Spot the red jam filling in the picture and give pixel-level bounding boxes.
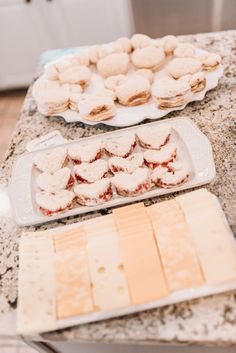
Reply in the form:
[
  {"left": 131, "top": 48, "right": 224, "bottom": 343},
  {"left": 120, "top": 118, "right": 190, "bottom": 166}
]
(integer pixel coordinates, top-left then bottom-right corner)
[
  {"left": 123, "top": 141, "right": 136, "bottom": 158},
  {"left": 80, "top": 185, "right": 113, "bottom": 204},
  {"left": 72, "top": 150, "right": 103, "bottom": 165},
  {"left": 40, "top": 206, "right": 67, "bottom": 216},
  {"left": 67, "top": 175, "right": 75, "bottom": 189},
  {"left": 144, "top": 158, "right": 175, "bottom": 169},
  {"left": 75, "top": 172, "right": 108, "bottom": 183}
]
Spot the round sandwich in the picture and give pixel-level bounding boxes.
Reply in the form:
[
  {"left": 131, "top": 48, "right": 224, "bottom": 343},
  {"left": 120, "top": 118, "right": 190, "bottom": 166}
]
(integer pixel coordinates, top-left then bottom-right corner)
[
  {"left": 167, "top": 58, "right": 202, "bottom": 79},
  {"left": 152, "top": 77, "right": 192, "bottom": 109},
  {"left": 131, "top": 33, "right": 152, "bottom": 49},
  {"left": 33, "top": 147, "right": 68, "bottom": 174},
  {"left": 112, "top": 37, "right": 132, "bottom": 54},
  {"left": 103, "top": 133, "right": 136, "bottom": 158},
  {"left": 68, "top": 142, "right": 102, "bottom": 164},
  {"left": 112, "top": 167, "right": 151, "bottom": 197},
  {"left": 34, "top": 78, "right": 70, "bottom": 115},
  {"left": 36, "top": 167, "right": 75, "bottom": 193},
  {"left": 202, "top": 53, "right": 221, "bottom": 71},
  {"left": 162, "top": 35, "right": 178, "bottom": 56},
  {"left": 36, "top": 189, "right": 75, "bottom": 216},
  {"left": 97, "top": 53, "right": 130, "bottom": 78},
  {"left": 58, "top": 65, "right": 91, "bottom": 87},
  {"left": 115, "top": 76, "right": 151, "bottom": 106},
  {"left": 70, "top": 52, "right": 90, "bottom": 66},
  {"left": 143, "top": 143, "right": 177, "bottom": 169},
  {"left": 109, "top": 153, "right": 144, "bottom": 174},
  {"left": 88, "top": 45, "right": 108, "bottom": 64},
  {"left": 74, "top": 178, "right": 112, "bottom": 206},
  {"left": 134, "top": 69, "right": 154, "bottom": 84},
  {"left": 180, "top": 72, "right": 206, "bottom": 93},
  {"left": 78, "top": 95, "right": 116, "bottom": 121},
  {"left": 104, "top": 74, "right": 127, "bottom": 92},
  {"left": 174, "top": 43, "right": 196, "bottom": 58},
  {"left": 131, "top": 46, "right": 165, "bottom": 71},
  {"left": 74, "top": 159, "right": 108, "bottom": 183},
  {"left": 136, "top": 123, "right": 171, "bottom": 149}
]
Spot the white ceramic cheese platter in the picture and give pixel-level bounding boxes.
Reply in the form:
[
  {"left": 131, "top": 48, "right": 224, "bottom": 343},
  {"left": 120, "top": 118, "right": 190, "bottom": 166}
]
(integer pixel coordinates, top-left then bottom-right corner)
[
  {"left": 9, "top": 117, "right": 215, "bottom": 226},
  {"left": 20, "top": 193, "right": 236, "bottom": 334},
  {"left": 32, "top": 45, "right": 223, "bottom": 127}
]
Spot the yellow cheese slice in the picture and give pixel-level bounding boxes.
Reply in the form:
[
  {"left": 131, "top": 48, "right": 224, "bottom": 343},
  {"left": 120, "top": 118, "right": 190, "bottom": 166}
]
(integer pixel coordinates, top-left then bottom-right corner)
[
  {"left": 113, "top": 203, "right": 169, "bottom": 305},
  {"left": 176, "top": 189, "right": 236, "bottom": 285},
  {"left": 84, "top": 215, "right": 131, "bottom": 311},
  {"left": 54, "top": 226, "right": 94, "bottom": 319},
  {"left": 147, "top": 199, "right": 204, "bottom": 291},
  {"left": 17, "top": 237, "right": 56, "bottom": 334}
]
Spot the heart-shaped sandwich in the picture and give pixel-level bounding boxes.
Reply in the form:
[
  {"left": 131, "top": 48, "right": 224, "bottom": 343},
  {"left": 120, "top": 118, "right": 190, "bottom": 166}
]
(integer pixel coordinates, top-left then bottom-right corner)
[
  {"left": 33, "top": 147, "right": 68, "bottom": 174},
  {"left": 109, "top": 153, "right": 144, "bottom": 174},
  {"left": 103, "top": 133, "right": 136, "bottom": 158},
  {"left": 74, "top": 178, "right": 112, "bottom": 206},
  {"left": 36, "top": 190, "right": 75, "bottom": 216},
  {"left": 36, "top": 167, "right": 75, "bottom": 192},
  {"left": 74, "top": 159, "right": 108, "bottom": 183},
  {"left": 143, "top": 143, "right": 177, "bottom": 169},
  {"left": 136, "top": 123, "right": 171, "bottom": 150},
  {"left": 112, "top": 167, "right": 151, "bottom": 197},
  {"left": 68, "top": 141, "right": 102, "bottom": 164},
  {"left": 151, "top": 162, "right": 189, "bottom": 188}
]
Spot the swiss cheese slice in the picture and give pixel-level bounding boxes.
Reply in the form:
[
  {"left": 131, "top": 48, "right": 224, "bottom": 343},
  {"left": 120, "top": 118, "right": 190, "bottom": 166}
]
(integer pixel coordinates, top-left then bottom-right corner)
[
  {"left": 147, "top": 200, "right": 204, "bottom": 291},
  {"left": 176, "top": 189, "right": 236, "bottom": 285},
  {"left": 113, "top": 203, "right": 169, "bottom": 304},
  {"left": 54, "top": 226, "right": 94, "bottom": 319},
  {"left": 84, "top": 215, "right": 131, "bottom": 311},
  {"left": 17, "top": 237, "right": 56, "bottom": 335}
]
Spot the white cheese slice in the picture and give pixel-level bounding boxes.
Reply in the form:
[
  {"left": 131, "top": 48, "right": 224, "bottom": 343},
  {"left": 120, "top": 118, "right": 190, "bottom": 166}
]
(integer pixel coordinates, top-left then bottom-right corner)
[
  {"left": 54, "top": 226, "right": 94, "bottom": 318},
  {"left": 17, "top": 237, "right": 56, "bottom": 335},
  {"left": 84, "top": 215, "right": 131, "bottom": 311},
  {"left": 147, "top": 199, "right": 204, "bottom": 291},
  {"left": 176, "top": 189, "right": 236, "bottom": 285}
]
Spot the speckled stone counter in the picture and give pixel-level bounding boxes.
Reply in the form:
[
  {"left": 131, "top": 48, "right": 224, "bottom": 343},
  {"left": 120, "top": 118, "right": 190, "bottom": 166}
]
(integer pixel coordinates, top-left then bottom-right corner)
[{"left": 0, "top": 31, "right": 236, "bottom": 346}]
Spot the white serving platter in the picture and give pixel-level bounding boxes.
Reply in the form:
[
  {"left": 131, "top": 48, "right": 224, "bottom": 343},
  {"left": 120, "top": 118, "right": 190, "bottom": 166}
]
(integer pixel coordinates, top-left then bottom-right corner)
[
  {"left": 9, "top": 117, "right": 215, "bottom": 226},
  {"left": 22, "top": 193, "right": 236, "bottom": 333},
  {"left": 32, "top": 45, "right": 223, "bottom": 127}
]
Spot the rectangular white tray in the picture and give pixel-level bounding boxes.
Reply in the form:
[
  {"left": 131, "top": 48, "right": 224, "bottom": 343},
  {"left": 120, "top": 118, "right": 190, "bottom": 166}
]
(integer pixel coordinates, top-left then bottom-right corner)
[
  {"left": 23, "top": 194, "right": 236, "bottom": 333},
  {"left": 9, "top": 117, "right": 215, "bottom": 226}
]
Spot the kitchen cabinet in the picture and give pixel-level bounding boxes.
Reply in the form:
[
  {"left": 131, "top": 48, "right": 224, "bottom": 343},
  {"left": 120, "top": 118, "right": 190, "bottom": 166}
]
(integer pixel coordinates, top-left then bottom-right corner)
[
  {"left": 0, "top": 0, "right": 55, "bottom": 89},
  {"left": 0, "top": 0, "right": 134, "bottom": 90}
]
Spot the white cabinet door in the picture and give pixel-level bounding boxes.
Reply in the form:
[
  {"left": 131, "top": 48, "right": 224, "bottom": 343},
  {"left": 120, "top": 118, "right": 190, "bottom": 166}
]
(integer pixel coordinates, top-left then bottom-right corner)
[
  {"left": 0, "top": 0, "right": 55, "bottom": 89},
  {"left": 41, "top": 0, "right": 134, "bottom": 47},
  {"left": 0, "top": 0, "right": 134, "bottom": 89}
]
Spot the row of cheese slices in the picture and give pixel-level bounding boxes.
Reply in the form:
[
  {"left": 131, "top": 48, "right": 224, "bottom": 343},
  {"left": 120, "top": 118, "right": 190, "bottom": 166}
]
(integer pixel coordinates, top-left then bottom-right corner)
[{"left": 17, "top": 188, "right": 236, "bottom": 335}]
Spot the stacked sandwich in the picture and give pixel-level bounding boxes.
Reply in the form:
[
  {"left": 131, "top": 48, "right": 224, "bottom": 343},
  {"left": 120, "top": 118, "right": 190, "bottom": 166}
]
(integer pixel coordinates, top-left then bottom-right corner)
[{"left": 33, "top": 33, "right": 221, "bottom": 121}]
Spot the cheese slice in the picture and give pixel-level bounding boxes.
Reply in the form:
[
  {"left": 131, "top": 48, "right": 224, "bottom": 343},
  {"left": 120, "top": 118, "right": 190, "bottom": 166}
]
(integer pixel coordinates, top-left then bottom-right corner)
[
  {"left": 54, "top": 227, "right": 87, "bottom": 252},
  {"left": 17, "top": 237, "right": 56, "bottom": 334},
  {"left": 147, "top": 200, "right": 204, "bottom": 291},
  {"left": 84, "top": 215, "right": 131, "bottom": 311},
  {"left": 113, "top": 203, "right": 169, "bottom": 304},
  {"left": 54, "top": 226, "right": 94, "bottom": 319},
  {"left": 176, "top": 189, "right": 236, "bottom": 285}
]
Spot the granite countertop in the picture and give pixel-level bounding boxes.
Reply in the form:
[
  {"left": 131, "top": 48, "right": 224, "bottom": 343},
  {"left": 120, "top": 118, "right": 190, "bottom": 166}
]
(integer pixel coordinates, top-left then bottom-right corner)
[{"left": 0, "top": 30, "right": 236, "bottom": 346}]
